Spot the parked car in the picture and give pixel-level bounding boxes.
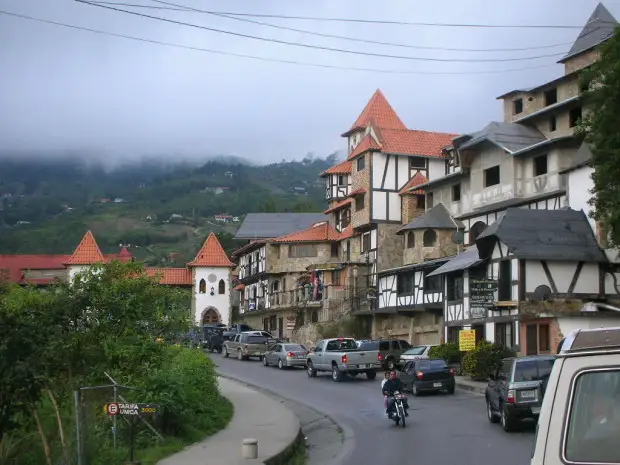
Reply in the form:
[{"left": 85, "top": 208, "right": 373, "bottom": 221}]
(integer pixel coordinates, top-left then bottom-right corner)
[
  {"left": 398, "top": 359, "right": 455, "bottom": 395},
  {"left": 486, "top": 355, "right": 556, "bottom": 432},
  {"left": 399, "top": 345, "right": 437, "bottom": 364},
  {"left": 357, "top": 339, "right": 412, "bottom": 370},
  {"left": 531, "top": 326, "right": 620, "bottom": 465},
  {"left": 222, "top": 323, "right": 253, "bottom": 341},
  {"left": 263, "top": 343, "right": 309, "bottom": 369},
  {"left": 306, "top": 337, "right": 382, "bottom": 382},
  {"left": 223, "top": 332, "right": 276, "bottom": 361}
]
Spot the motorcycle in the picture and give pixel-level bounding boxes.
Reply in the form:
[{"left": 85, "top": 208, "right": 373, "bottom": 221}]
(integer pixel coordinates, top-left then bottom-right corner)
[{"left": 391, "top": 391, "right": 407, "bottom": 428}]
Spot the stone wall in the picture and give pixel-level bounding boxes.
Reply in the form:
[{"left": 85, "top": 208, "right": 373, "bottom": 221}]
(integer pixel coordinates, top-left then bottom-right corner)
[
  {"left": 351, "top": 153, "right": 371, "bottom": 228},
  {"left": 403, "top": 229, "right": 458, "bottom": 265},
  {"left": 564, "top": 49, "right": 600, "bottom": 75},
  {"left": 376, "top": 223, "right": 404, "bottom": 272},
  {"left": 371, "top": 312, "right": 442, "bottom": 344},
  {"left": 270, "top": 243, "right": 334, "bottom": 273},
  {"left": 401, "top": 194, "right": 424, "bottom": 225}
]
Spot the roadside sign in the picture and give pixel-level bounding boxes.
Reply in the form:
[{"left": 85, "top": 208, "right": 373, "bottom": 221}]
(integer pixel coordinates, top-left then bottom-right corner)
[
  {"left": 105, "top": 402, "right": 159, "bottom": 417},
  {"left": 459, "top": 330, "right": 476, "bottom": 351},
  {"left": 106, "top": 402, "right": 119, "bottom": 416}
]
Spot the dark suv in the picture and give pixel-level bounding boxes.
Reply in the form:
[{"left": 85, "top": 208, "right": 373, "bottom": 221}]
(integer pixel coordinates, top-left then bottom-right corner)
[
  {"left": 358, "top": 339, "right": 411, "bottom": 370},
  {"left": 485, "top": 355, "right": 555, "bottom": 432}
]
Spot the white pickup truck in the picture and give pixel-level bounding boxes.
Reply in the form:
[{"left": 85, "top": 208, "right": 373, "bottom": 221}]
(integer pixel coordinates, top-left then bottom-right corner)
[{"left": 306, "top": 337, "right": 382, "bottom": 382}]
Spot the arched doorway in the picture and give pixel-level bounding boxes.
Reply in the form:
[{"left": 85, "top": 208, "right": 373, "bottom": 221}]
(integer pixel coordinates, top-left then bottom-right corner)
[{"left": 201, "top": 307, "right": 221, "bottom": 325}]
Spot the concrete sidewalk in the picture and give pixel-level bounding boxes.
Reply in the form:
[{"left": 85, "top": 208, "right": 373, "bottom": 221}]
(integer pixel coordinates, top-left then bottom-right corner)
[
  {"left": 157, "top": 377, "right": 301, "bottom": 465},
  {"left": 455, "top": 376, "right": 487, "bottom": 395}
]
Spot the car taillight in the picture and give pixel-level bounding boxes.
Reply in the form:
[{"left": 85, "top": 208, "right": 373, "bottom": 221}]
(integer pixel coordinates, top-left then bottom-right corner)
[
  {"left": 377, "top": 353, "right": 383, "bottom": 361},
  {"left": 341, "top": 354, "right": 348, "bottom": 364},
  {"left": 416, "top": 371, "right": 423, "bottom": 380},
  {"left": 287, "top": 352, "right": 295, "bottom": 357},
  {"left": 449, "top": 368, "right": 455, "bottom": 376},
  {"left": 507, "top": 389, "right": 515, "bottom": 404}
]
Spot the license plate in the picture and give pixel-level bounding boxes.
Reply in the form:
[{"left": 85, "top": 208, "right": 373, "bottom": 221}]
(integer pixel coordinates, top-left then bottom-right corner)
[
  {"left": 433, "top": 382, "right": 442, "bottom": 388},
  {"left": 531, "top": 407, "right": 541, "bottom": 414},
  {"left": 358, "top": 364, "right": 368, "bottom": 369},
  {"left": 521, "top": 390, "right": 536, "bottom": 399}
]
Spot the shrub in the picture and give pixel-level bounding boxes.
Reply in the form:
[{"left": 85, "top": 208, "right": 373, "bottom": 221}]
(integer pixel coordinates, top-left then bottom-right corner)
[
  {"left": 428, "top": 342, "right": 462, "bottom": 364},
  {"left": 461, "top": 340, "right": 516, "bottom": 380}
]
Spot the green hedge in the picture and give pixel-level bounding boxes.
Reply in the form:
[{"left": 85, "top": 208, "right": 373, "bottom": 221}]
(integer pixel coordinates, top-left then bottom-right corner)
[
  {"left": 428, "top": 342, "right": 462, "bottom": 364},
  {"left": 461, "top": 340, "right": 516, "bottom": 381}
]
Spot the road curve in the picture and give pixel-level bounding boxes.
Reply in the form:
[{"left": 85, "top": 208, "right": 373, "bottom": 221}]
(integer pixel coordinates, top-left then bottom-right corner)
[{"left": 215, "top": 355, "right": 535, "bottom": 465}]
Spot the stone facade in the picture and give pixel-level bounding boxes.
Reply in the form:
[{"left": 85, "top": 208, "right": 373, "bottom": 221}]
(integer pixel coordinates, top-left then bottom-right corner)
[
  {"left": 564, "top": 48, "right": 600, "bottom": 75},
  {"left": 401, "top": 194, "right": 424, "bottom": 225},
  {"left": 376, "top": 223, "right": 404, "bottom": 272},
  {"left": 351, "top": 153, "right": 371, "bottom": 228},
  {"left": 371, "top": 312, "right": 443, "bottom": 344},
  {"left": 269, "top": 243, "right": 335, "bottom": 273},
  {"left": 403, "top": 229, "right": 458, "bottom": 266}
]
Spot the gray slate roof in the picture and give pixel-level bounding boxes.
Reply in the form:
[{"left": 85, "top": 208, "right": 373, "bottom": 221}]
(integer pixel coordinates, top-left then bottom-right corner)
[
  {"left": 234, "top": 213, "right": 327, "bottom": 240},
  {"left": 458, "top": 122, "right": 546, "bottom": 154},
  {"left": 477, "top": 208, "right": 607, "bottom": 263},
  {"left": 560, "top": 3, "right": 617, "bottom": 63},
  {"left": 427, "top": 246, "right": 485, "bottom": 277},
  {"left": 398, "top": 203, "right": 464, "bottom": 233}
]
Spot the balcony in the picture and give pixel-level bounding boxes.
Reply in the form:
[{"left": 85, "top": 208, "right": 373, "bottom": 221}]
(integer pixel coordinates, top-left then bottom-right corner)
[
  {"left": 239, "top": 261, "right": 265, "bottom": 282},
  {"left": 242, "top": 298, "right": 266, "bottom": 314}
]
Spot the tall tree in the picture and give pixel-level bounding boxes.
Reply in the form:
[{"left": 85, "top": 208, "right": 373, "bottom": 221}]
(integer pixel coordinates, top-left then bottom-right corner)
[{"left": 581, "top": 26, "right": 620, "bottom": 246}]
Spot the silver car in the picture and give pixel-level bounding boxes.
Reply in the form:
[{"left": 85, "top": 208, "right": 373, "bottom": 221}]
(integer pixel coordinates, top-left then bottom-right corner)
[
  {"left": 263, "top": 343, "right": 309, "bottom": 369},
  {"left": 399, "top": 345, "right": 437, "bottom": 364}
]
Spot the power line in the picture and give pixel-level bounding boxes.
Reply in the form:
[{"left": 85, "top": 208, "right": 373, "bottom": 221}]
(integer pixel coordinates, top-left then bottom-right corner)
[
  {"left": 74, "top": 0, "right": 566, "bottom": 63},
  {"left": 0, "top": 9, "right": 557, "bottom": 76},
  {"left": 145, "top": 0, "right": 574, "bottom": 53},
  {"left": 86, "top": 1, "right": 584, "bottom": 29}
]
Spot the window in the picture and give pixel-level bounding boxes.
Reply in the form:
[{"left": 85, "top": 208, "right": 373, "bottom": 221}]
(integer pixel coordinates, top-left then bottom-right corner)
[
  {"left": 310, "top": 310, "right": 319, "bottom": 323},
  {"left": 288, "top": 245, "right": 318, "bottom": 258},
  {"left": 399, "top": 340, "right": 411, "bottom": 349},
  {"left": 417, "top": 194, "right": 425, "bottom": 210},
  {"left": 361, "top": 232, "right": 371, "bottom": 252},
  {"left": 564, "top": 369, "right": 620, "bottom": 464},
  {"left": 544, "top": 88, "right": 557, "bottom": 106},
  {"left": 218, "top": 279, "right": 225, "bottom": 294},
  {"left": 513, "top": 358, "right": 555, "bottom": 382},
  {"left": 332, "top": 269, "right": 341, "bottom": 286},
  {"left": 199, "top": 278, "right": 206, "bottom": 294},
  {"left": 427, "top": 192, "right": 434, "bottom": 208},
  {"left": 330, "top": 242, "right": 339, "bottom": 258},
  {"left": 497, "top": 360, "right": 513, "bottom": 381},
  {"left": 397, "top": 273, "right": 415, "bottom": 294},
  {"left": 469, "top": 221, "right": 486, "bottom": 244},
  {"left": 446, "top": 272, "right": 464, "bottom": 300},
  {"left": 534, "top": 154, "right": 548, "bottom": 176},
  {"left": 513, "top": 98, "right": 523, "bottom": 115},
  {"left": 379, "top": 340, "right": 390, "bottom": 351},
  {"left": 355, "top": 195, "right": 364, "bottom": 211},
  {"left": 356, "top": 157, "right": 365, "bottom": 171},
  {"left": 447, "top": 326, "right": 460, "bottom": 343},
  {"left": 549, "top": 115, "right": 557, "bottom": 132},
  {"left": 569, "top": 106, "right": 582, "bottom": 127},
  {"left": 452, "top": 183, "right": 461, "bottom": 202},
  {"left": 579, "top": 80, "right": 589, "bottom": 94},
  {"left": 409, "top": 157, "right": 426, "bottom": 169},
  {"left": 498, "top": 259, "right": 512, "bottom": 301},
  {"left": 539, "top": 324, "right": 550, "bottom": 352},
  {"left": 424, "top": 274, "right": 442, "bottom": 292},
  {"left": 484, "top": 165, "right": 500, "bottom": 187},
  {"left": 277, "top": 245, "right": 281, "bottom": 259},
  {"left": 423, "top": 229, "right": 437, "bottom": 246},
  {"left": 495, "top": 322, "right": 514, "bottom": 348},
  {"left": 406, "top": 232, "right": 415, "bottom": 248},
  {"left": 337, "top": 175, "right": 345, "bottom": 186}
]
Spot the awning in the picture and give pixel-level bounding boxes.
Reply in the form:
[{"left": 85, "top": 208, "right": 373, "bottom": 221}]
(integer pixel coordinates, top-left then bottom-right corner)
[{"left": 426, "top": 246, "right": 484, "bottom": 277}]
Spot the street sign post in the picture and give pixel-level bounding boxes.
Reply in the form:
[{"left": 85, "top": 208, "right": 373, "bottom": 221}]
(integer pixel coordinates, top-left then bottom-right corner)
[
  {"left": 458, "top": 330, "right": 476, "bottom": 351},
  {"left": 104, "top": 402, "right": 160, "bottom": 464}
]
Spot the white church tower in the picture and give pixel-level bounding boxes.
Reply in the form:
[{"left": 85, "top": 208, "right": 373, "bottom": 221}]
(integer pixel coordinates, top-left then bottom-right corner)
[
  {"left": 64, "top": 230, "right": 106, "bottom": 281},
  {"left": 187, "top": 232, "right": 235, "bottom": 327}
]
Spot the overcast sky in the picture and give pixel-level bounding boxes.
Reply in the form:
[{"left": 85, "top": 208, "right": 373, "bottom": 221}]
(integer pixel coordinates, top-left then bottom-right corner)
[{"left": 0, "top": 0, "right": 617, "bottom": 163}]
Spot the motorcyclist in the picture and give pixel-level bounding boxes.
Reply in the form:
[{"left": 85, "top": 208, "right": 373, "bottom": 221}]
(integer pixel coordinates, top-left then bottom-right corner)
[{"left": 382, "top": 370, "right": 409, "bottom": 418}]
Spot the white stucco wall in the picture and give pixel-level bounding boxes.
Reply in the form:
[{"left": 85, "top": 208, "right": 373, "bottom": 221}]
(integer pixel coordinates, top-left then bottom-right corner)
[
  {"left": 68, "top": 265, "right": 92, "bottom": 283},
  {"left": 428, "top": 158, "right": 445, "bottom": 181},
  {"left": 567, "top": 165, "right": 596, "bottom": 234},
  {"left": 194, "top": 267, "right": 231, "bottom": 326}
]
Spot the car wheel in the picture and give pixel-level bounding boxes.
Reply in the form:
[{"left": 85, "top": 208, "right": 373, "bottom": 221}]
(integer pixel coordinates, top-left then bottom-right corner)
[
  {"left": 501, "top": 404, "right": 516, "bottom": 432},
  {"left": 307, "top": 361, "right": 317, "bottom": 378},
  {"left": 263, "top": 356, "right": 269, "bottom": 367},
  {"left": 447, "top": 387, "right": 455, "bottom": 395},
  {"left": 487, "top": 398, "right": 500, "bottom": 423},
  {"left": 332, "top": 365, "right": 342, "bottom": 382},
  {"left": 412, "top": 382, "right": 419, "bottom": 396},
  {"left": 237, "top": 350, "right": 243, "bottom": 361},
  {"left": 386, "top": 358, "right": 395, "bottom": 371},
  {"left": 278, "top": 359, "right": 285, "bottom": 370},
  {"left": 366, "top": 370, "right": 377, "bottom": 380}
]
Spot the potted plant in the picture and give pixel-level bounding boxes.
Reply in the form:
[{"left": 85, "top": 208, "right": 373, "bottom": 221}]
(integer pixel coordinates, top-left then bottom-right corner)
[{"left": 366, "top": 287, "right": 377, "bottom": 300}]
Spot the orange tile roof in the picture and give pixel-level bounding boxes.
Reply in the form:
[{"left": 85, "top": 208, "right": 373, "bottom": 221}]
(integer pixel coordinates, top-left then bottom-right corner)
[
  {"left": 188, "top": 232, "right": 235, "bottom": 267},
  {"left": 347, "top": 134, "right": 382, "bottom": 160},
  {"left": 146, "top": 267, "right": 192, "bottom": 285},
  {"left": 272, "top": 222, "right": 340, "bottom": 243},
  {"left": 320, "top": 160, "right": 353, "bottom": 177},
  {"left": 342, "top": 89, "right": 406, "bottom": 136},
  {"left": 64, "top": 231, "right": 106, "bottom": 265},
  {"left": 337, "top": 225, "right": 355, "bottom": 240},
  {"left": 399, "top": 172, "right": 428, "bottom": 195},
  {"left": 324, "top": 198, "right": 352, "bottom": 215},
  {"left": 378, "top": 128, "right": 457, "bottom": 157},
  {"left": 347, "top": 188, "right": 366, "bottom": 197}
]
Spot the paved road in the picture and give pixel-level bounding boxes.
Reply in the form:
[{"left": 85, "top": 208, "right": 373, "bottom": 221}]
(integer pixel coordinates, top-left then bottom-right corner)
[{"left": 215, "top": 355, "right": 535, "bottom": 465}]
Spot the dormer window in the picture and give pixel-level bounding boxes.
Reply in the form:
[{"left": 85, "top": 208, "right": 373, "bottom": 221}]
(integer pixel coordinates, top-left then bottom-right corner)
[
  {"left": 337, "top": 175, "right": 345, "bottom": 186},
  {"left": 513, "top": 98, "right": 523, "bottom": 115},
  {"left": 544, "top": 88, "right": 557, "bottom": 106},
  {"left": 410, "top": 157, "right": 426, "bottom": 169}
]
